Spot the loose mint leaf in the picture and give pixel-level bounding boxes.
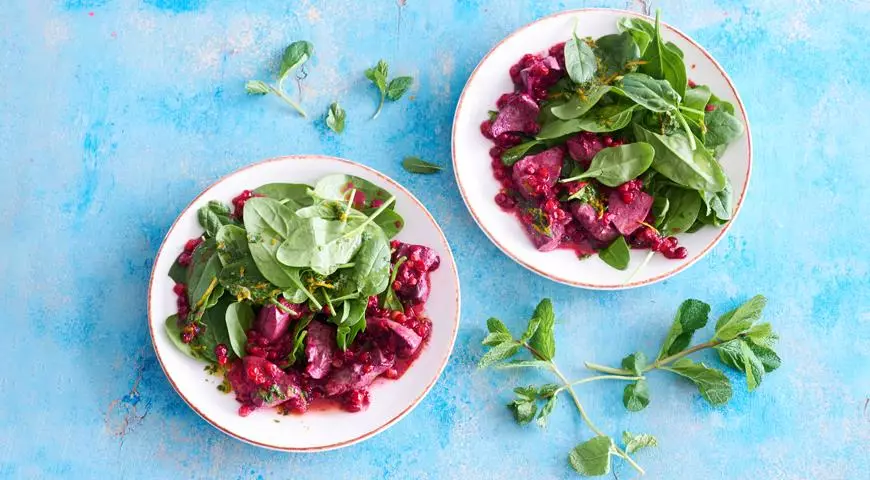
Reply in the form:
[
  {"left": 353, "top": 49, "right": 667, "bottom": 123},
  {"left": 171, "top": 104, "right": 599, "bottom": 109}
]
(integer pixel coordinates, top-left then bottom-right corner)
[
  {"left": 487, "top": 317, "right": 510, "bottom": 335},
  {"left": 386, "top": 76, "right": 413, "bottom": 101},
  {"left": 599, "top": 236, "right": 630, "bottom": 270},
  {"left": 528, "top": 298, "right": 556, "bottom": 360},
  {"left": 658, "top": 299, "right": 711, "bottom": 359},
  {"left": 278, "top": 41, "right": 314, "bottom": 81},
  {"left": 326, "top": 101, "right": 346, "bottom": 134},
  {"left": 245, "top": 80, "right": 271, "bottom": 95},
  {"left": 365, "top": 59, "right": 389, "bottom": 93},
  {"left": 494, "top": 360, "right": 551, "bottom": 370},
  {"left": 623, "top": 379, "right": 650, "bottom": 412},
  {"left": 482, "top": 332, "right": 513, "bottom": 347},
  {"left": 568, "top": 436, "right": 615, "bottom": 476},
  {"left": 536, "top": 395, "right": 558, "bottom": 428},
  {"left": 714, "top": 295, "right": 767, "bottom": 341},
  {"left": 622, "top": 431, "right": 658, "bottom": 455},
  {"left": 479, "top": 341, "right": 521, "bottom": 368},
  {"left": 621, "top": 351, "right": 647, "bottom": 375},
  {"left": 666, "top": 358, "right": 732, "bottom": 406},
  {"left": 402, "top": 156, "right": 443, "bottom": 174}
]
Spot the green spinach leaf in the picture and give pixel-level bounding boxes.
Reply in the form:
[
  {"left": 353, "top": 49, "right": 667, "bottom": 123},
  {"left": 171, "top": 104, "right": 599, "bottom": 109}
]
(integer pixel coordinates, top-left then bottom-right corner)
[
  {"left": 633, "top": 125, "right": 727, "bottom": 193},
  {"left": 164, "top": 314, "right": 200, "bottom": 360},
  {"left": 599, "top": 236, "right": 630, "bottom": 270},
  {"left": 253, "top": 183, "right": 314, "bottom": 210},
  {"left": 313, "top": 174, "right": 394, "bottom": 210},
  {"left": 551, "top": 85, "right": 612, "bottom": 120},
  {"left": 197, "top": 201, "right": 235, "bottom": 238},
  {"left": 225, "top": 302, "right": 254, "bottom": 358},
  {"left": 561, "top": 142, "right": 654, "bottom": 187},
  {"left": 501, "top": 140, "right": 544, "bottom": 166},
  {"left": 564, "top": 31, "right": 597, "bottom": 84},
  {"left": 594, "top": 32, "right": 641, "bottom": 80},
  {"left": 619, "top": 72, "right": 681, "bottom": 112},
  {"left": 659, "top": 187, "right": 702, "bottom": 235},
  {"left": 639, "top": 10, "right": 687, "bottom": 97}
]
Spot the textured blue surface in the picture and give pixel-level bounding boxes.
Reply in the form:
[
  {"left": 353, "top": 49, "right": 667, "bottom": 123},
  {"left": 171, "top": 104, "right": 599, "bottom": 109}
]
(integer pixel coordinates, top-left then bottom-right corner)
[{"left": 2, "top": 0, "right": 869, "bottom": 478}]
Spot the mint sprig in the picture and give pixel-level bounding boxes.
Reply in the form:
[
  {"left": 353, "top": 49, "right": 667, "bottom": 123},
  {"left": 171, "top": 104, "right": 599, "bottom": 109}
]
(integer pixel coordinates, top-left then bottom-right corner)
[
  {"left": 246, "top": 41, "right": 313, "bottom": 117},
  {"left": 480, "top": 295, "right": 781, "bottom": 477},
  {"left": 365, "top": 59, "right": 413, "bottom": 119}
]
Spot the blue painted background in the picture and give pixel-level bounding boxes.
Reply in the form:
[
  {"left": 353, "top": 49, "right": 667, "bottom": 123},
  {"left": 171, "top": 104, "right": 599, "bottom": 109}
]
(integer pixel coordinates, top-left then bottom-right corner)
[{"left": 1, "top": 0, "right": 868, "bottom": 478}]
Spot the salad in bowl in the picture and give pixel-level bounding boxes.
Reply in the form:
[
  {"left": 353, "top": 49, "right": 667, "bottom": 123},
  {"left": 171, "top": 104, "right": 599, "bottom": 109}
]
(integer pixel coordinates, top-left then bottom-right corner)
[
  {"left": 453, "top": 9, "right": 751, "bottom": 288},
  {"left": 149, "top": 156, "right": 459, "bottom": 451}
]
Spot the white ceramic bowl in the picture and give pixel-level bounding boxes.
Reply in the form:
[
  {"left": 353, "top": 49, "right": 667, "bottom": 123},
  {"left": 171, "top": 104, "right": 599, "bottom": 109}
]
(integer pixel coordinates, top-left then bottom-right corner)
[
  {"left": 148, "top": 155, "right": 460, "bottom": 451},
  {"left": 452, "top": 8, "right": 751, "bottom": 289}
]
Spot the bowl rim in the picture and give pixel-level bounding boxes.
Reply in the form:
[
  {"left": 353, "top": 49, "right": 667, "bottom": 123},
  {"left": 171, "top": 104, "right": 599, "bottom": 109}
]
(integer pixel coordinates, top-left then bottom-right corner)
[
  {"left": 451, "top": 7, "right": 752, "bottom": 290},
  {"left": 147, "top": 154, "right": 461, "bottom": 452}
]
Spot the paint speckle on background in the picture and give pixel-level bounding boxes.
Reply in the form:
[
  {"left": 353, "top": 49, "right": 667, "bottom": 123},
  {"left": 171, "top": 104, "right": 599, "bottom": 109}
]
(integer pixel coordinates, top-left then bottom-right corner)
[{"left": 1, "top": 0, "right": 869, "bottom": 479}]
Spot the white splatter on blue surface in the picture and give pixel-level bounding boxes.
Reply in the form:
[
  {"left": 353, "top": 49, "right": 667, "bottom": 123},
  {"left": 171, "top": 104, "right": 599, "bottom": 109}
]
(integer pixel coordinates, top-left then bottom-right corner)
[{"left": 1, "top": 0, "right": 868, "bottom": 478}]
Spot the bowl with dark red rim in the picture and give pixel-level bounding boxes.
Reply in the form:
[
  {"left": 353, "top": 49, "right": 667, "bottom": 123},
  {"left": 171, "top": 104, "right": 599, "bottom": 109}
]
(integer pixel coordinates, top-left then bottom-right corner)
[
  {"left": 452, "top": 8, "right": 751, "bottom": 289},
  {"left": 147, "top": 155, "right": 461, "bottom": 451}
]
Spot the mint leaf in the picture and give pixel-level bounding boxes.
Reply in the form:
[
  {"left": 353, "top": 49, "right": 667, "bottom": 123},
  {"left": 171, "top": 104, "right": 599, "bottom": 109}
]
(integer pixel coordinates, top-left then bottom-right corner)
[
  {"left": 521, "top": 315, "right": 541, "bottom": 343},
  {"left": 749, "top": 343, "right": 782, "bottom": 373},
  {"left": 494, "top": 360, "right": 551, "bottom": 370},
  {"left": 528, "top": 298, "right": 556, "bottom": 360},
  {"left": 538, "top": 383, "right": 560, "bottom": 398},
  {"left": 621, "top": 351, "right": 647, "bottom": 375},
  {"left": 278, "top": 41, "right": 313, "bottom": 82},
  {"left": 622, "top": 431, "right": 658, "bottom": 455},
  {"left": 482, "top": 332, "right": 512, "bottom": 346},
  {"left": 513, "top": 385, "right": 538, "bottom": 401},
  {"left": 745, "top": 322, "right": 777, "bottom": 347},
  {"left": 599, "top": 236, "right": 630, "bottom": 270},
  {"left": 536, "top": 395, "right": 558, "bottom": 428},
  {"left": 386, "top": 76, "right": 413, "bottom": 101},
  {"left": 714, "top": 295, "right": 767, "bottom": 340},
  {"left": 740, "top": 340, "right": 765, "bottom": 391},
  {"left": 478, "top": 341, "right": 520, "bottom": 368},
  {"left": 658, "top": 299, "right": 710, "bottom": 359},
  {"left": 365, "top": 59, "right": 389, "bottom": 91},
  {"left": 326, "top": 101, "right": 346, "bottom": 134},
  {"left": 402, "top": 156, "right": 442, "bottom": 174},
  {"left": 245, "top": 80, "right": 271, "bottom": 95},
  {"left": 365, "top": 60, "right": 390, "bottom": 119},
  {"left": 508, "top": 398, "right": 537, "bottom": 425},
  {"left": 569, "top": 436, "right": 615, "bottom": 476},
  {"left": 487, "top": 317, "right": 510, "bottom": 335},
  {"left": 623, "top": 379, "right": 650, "bottom": 412},
  {"left": 666, "top": 358, "right": 732, "bottom": 406},
  {"left": 508, "top": 386, "right": 539, "bottom": 424}
]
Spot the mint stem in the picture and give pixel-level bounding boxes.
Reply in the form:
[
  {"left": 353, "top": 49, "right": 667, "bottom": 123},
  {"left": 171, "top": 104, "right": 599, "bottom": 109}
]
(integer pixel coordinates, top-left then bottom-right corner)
[
  {"left": 372, "top": 93, "right": 385, "bottom": 120},
  {"left": 521, "top": 342, "right": 646, "bottom": 476},
  {"left": 585, "top": 339, "right": 728, "bottom": 376},
  {"left": 268, "top": 84, "right": 307, "bottom": 118}
]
